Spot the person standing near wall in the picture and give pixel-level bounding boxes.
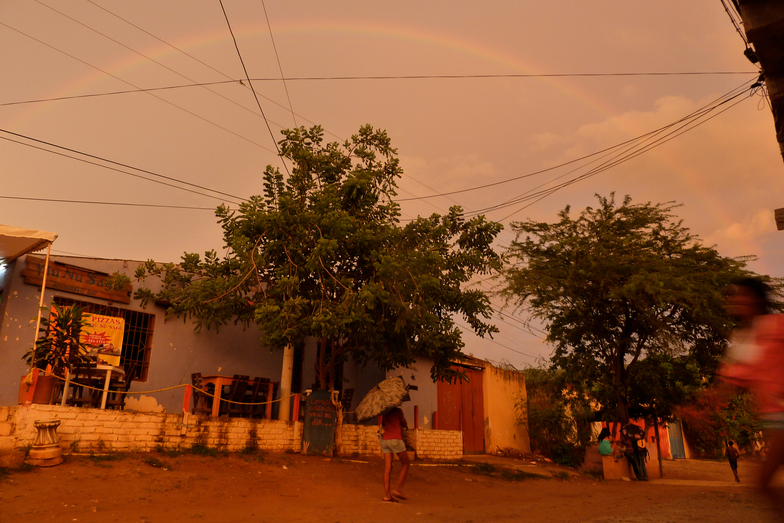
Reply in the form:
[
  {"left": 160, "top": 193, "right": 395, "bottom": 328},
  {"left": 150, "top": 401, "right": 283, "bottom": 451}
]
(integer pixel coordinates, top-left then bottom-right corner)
[{"left": 380, "top": 407, "right": 410, "bottom": 502}]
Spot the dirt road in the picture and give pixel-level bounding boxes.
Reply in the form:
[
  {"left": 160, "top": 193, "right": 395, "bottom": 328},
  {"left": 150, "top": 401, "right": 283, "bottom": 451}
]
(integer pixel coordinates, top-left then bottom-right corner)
[{"left": 0, "top": 452, "right": 780, "bottom": 523}]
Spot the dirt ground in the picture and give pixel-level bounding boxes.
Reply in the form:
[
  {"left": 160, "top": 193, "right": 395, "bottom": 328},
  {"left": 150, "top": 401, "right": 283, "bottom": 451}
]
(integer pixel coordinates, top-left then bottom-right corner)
[{"left": 1, "top": 451, "right": 782, "bottom": 523}]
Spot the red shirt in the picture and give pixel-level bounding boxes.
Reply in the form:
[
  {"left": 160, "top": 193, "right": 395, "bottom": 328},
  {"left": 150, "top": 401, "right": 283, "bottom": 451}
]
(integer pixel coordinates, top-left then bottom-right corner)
[{"left": 382, "top": 408, "right": 407, "bottom": 440}]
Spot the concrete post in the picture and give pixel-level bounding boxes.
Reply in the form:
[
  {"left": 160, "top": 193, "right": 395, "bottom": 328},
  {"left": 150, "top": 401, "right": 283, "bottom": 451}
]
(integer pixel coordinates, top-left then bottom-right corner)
[{"left": 278, "top": 344, "right": 294, "bottom": 421}]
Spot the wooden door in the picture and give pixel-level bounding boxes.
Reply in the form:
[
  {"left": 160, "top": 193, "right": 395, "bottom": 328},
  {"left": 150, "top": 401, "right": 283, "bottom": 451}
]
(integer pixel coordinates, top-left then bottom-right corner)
[{"left": 437, "top": 366, "right": 485, "bottom": 453}]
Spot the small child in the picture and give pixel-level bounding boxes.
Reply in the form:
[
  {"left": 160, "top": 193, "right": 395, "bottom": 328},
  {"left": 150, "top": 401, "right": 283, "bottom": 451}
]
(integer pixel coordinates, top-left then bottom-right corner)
[{"left": 726, "top": 440, "right": 740, "bottom": 482}]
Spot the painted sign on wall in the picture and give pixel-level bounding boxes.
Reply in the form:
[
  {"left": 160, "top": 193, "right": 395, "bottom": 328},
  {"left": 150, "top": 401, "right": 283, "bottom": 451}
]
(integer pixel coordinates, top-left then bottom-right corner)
[
  {"left": 303, "top": 389, "right": 336, "bottom": 456},
  {"left": 22, "top": 256, "right": 132, "bottom": 303}
]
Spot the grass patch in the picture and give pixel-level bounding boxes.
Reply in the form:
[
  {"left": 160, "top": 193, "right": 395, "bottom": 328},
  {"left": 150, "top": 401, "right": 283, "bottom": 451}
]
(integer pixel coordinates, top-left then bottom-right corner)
[
  {"left": 583, "top": 468, "right": 604, "bottom": 480},
  {"left": 189, "top": 443, "right": 227, "bottom": 457},
  {"left": 155, "top": 445, "right": 186, "bottom": 458},
  {"left": 552, "top": 470, "right": 570, "bottom": 480},
  {"left": 142, "top": 456, "right": 171, "bottom": 469},
  {"left": 469, "top": 462, "right": 545, "bottom": 482},
  {"left": 471, "top": 462, "right": 497, "bottom": 476},
  {"left": 499, "top": 468, "right": 542, "bottom": 481},
  {"left": 88, "top": 451, "right": 125, "bottom": 463}
]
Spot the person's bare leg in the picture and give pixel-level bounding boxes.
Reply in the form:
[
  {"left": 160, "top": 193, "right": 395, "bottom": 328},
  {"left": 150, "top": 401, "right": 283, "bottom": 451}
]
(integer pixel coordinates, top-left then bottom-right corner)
[
  {"left": 758, "top": 429, "right": 784, "bottom": 517},
  {"left": 383, "top": 452, "right": 394, "bottom": 501},
  {"left": 393, "top": 450, "right": 410, "bottom": 499}
]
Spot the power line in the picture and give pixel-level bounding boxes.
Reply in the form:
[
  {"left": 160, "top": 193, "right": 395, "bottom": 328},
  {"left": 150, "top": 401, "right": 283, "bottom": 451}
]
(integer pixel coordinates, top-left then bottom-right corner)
[
  {"left": 493, "top": 85, "right": 756, "bottom": 222},
  {"left": 0, "top": 20, "right": 277, "bottom": 154},
  {"left": 250, "top": 72, "right": 757, "bottom": 81},
  {"left": 219, "top": 0, "right": 289, "bottom": 175},
  {"left": 398, "top": 77, "right": 758, "bottom": 205},
  {"left": 260, "top": 0, "right": 297, "bottom": 128},
  {"left": 0, "top": 195, "right": 223, "bottom": 210},
  {"left": 0, "top": 72, "right": 759, "bottom": 108},
  {"left": 0, "top": 128, "right": 245, "bottom": 203},
  {"left": 84, "top": 0, "right": 330, "bottom": 136}
]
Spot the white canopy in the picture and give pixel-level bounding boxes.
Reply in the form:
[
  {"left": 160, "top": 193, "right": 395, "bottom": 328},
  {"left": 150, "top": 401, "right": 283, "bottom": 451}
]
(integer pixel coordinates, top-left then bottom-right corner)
[{"left": 0, "top": 224, "right": 57, "bottom": 264}]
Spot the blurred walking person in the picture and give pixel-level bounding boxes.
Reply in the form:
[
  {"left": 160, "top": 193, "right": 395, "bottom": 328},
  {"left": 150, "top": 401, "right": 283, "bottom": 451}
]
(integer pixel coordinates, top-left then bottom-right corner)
[{"left": 720, "top": 278, "right": 784, "bottom": 516}]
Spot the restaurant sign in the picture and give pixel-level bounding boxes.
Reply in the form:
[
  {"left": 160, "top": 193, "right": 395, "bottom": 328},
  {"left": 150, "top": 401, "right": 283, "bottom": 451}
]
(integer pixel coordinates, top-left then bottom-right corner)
[
  {"left": 81, "top": 314, "right": 125, "bottom": 366},
  {"left": 22, "top": 255, "right": 132, "bottom": 304},
  {"left": 303, "top": 389, "right": 336, "bottom": 456}
]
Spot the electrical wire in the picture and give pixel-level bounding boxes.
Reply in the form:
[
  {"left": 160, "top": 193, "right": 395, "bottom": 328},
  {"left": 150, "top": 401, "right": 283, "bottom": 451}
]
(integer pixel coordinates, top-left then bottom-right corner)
[
  {"left": 84, "top": 0, "right": 329, "bottom": 137},
  {"left": 398, "top": 77, "right": 757, "bottom": 205},
  {"left": 0, "top": 72, "right": 758, "bottom": 108},
  {"left": 260, "top": 0, "right": 297, "bottom": 128},
  {"left": 0, "top": 195, "right": 223, "bottom": 210},
  {"left": 450, "top": 79, "right": 757, "bottom": 220},
  {"left": 0, "top": 21, "right": 277, "bottom": 154},
  {"left": 0, "top": 128, "right": 245, "bottom": 204},
  {"left": 720, "top": 0, "right": 750, "bottom": 48},
  {"left": 219, "top": 0, "right": 289, "bottom": 175}
]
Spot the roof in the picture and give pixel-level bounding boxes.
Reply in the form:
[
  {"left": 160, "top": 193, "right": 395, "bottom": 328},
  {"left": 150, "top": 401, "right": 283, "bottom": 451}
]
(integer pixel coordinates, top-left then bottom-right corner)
[{"left": 0, "top": 224, "right": 57, "bottom": 264}]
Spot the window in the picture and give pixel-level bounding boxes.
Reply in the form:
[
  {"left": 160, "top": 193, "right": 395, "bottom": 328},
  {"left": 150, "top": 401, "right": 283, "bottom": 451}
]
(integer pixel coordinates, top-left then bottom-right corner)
[{"left": 53, "top": 296, "right": 155, "bottom": 382}]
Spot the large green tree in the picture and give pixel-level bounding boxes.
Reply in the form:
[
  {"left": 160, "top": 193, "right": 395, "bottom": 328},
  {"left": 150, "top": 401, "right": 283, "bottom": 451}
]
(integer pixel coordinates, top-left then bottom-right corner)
[
  {"left": 501, "top": 194, "right": 756, "bottom": 423},
  {"left": 133, "top": 125, "right": 502, "bottom": 386}
]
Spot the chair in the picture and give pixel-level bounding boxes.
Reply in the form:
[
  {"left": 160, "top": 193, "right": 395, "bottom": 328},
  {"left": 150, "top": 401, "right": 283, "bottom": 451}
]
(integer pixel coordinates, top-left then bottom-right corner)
[
  {"left": 190, "top": 372, "right": 214, "bottom": 415},
  {"left": 223, "top": 375, "right": 250, "bottom": 417},
  {"left": 246, "top": 377, "right": 271, "bottom": 419},
  {"left": 66, "top": 364, "right": 102, "bottom": 408},
  {"left": 106, "top": 363, "right": 137, "bottom": 410}
]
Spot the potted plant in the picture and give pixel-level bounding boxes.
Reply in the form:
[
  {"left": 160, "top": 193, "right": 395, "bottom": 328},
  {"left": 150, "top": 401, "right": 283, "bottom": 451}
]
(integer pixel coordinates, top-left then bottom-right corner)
[{"left": 20, "top": 303, "right": 93, "bottom": 404}]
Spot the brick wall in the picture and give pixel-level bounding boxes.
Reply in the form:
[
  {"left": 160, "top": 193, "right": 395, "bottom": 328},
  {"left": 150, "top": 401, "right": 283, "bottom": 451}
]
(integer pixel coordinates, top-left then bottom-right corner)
[
  {"left": 413, "top": 429, "right": 463, "bottom": 460},
  {"left": 336, "top": 423, "right": 462, "bottom": 460},
  {"left": 2, "top": 405, "right": 302, "bottom": 453},
  {"left": 0, "top": 406, "right": 461, "bottom": 460}
]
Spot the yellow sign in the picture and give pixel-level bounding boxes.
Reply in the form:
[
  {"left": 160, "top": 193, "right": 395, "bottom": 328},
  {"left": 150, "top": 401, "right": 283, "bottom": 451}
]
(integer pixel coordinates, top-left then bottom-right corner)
[{"left": 80, "top": 314, "right": 125, "bottom": 366}]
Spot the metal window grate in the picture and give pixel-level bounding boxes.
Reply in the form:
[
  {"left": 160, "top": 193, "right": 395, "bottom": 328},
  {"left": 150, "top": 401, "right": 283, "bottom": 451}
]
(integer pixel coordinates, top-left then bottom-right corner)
[{"left": 53, "top": 296, "right": 155, "bottom": 382}]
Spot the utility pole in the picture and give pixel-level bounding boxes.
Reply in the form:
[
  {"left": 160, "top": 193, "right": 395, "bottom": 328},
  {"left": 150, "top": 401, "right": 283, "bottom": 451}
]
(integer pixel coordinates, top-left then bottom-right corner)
[{"left": 735, "top": 1, "right": 784, "bottom": 228}]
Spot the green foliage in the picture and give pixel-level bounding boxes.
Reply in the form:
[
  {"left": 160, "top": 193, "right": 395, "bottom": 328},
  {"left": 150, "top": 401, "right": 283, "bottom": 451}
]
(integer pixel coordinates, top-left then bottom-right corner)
[
  {"left": 517, "top": 367, "right": 593, "bottom": 467},
  {"left": 142, "top": 456, "right": 171, "bottom": 469},
  {"left": 133, "top": 125, "right": 502, "bottom": 384},
  {"left": 502, "top": 194, "right": 762, "bottom": 422},
  {"left": 676, "top": 387, "right": 762, "bottom": 457},
  {"left": 22, "top": 303, "right": 92, "bottom": 375},
  {"left": 627, "top": 353, "right": 702, "bottom": 421}
]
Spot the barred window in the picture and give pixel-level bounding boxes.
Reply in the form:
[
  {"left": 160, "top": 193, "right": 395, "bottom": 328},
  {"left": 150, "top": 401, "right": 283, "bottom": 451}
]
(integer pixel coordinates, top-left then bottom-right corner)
[{"left": 53, "top": 296, "right": 155, "bottom": 382}]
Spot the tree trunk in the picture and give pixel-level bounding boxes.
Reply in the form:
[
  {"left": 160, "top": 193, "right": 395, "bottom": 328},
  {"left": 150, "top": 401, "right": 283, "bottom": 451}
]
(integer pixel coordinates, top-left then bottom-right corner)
[
  {"left": 318, "top": 338, "right": 327, "bottom": 390},
  {"left": 654, "top": 417, "right": 664, "bottom": 477}
]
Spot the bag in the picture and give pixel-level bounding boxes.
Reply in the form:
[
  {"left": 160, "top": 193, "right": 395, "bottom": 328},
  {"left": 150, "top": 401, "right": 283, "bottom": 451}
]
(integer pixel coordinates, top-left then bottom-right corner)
[{"left": 636, "top": 438, "right": 649, "bottom": 461}]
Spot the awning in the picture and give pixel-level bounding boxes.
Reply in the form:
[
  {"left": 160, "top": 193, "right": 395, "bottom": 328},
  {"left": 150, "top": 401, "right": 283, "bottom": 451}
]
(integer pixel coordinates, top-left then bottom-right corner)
[{"left": 0, "top": 225, "right": 58, "bottom": 264}]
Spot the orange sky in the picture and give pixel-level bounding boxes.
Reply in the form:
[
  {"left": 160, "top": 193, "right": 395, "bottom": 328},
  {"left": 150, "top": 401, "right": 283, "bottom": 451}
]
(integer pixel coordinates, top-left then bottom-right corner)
[{"left": 1, "top": 1, "right": 781, "bottom": 367}]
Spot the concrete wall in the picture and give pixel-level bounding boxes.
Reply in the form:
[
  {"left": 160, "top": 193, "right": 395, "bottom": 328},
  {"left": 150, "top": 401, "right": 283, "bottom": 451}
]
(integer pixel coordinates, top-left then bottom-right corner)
[
  {"left": 482, "top": 364, "right": 530, "bottom": 454},
  {"left": 0, "top": 255, "right": 385, "bottom": 414},
  {"left": 387, "top": 358, "right": 438, "bottom": 430}
]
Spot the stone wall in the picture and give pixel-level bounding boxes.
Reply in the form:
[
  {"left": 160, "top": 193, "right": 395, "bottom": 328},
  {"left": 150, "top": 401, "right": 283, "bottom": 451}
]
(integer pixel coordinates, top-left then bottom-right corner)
[{"left": 0, "top": 406, "right": 463, "bottom": 462}]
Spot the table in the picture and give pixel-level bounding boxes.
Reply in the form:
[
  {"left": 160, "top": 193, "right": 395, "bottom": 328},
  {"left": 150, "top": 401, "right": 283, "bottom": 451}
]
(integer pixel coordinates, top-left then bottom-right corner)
[
  {"left": 200, "top": 375, "right": 276, "bottom": 418},
  {"left": 60, "top": 364, "right": 125, "bottom": 409}
]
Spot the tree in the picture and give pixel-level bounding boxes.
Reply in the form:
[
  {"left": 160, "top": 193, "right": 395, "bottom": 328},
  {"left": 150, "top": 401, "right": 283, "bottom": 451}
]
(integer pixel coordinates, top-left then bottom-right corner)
[
  {"left": 132, "top": 125, "right": 502, "bottom": 387},
  {"left": 516, "top": 366, "right": 593, "bottom": 467},
  {"left": 501, "top": 193, "right": 757, "bottom": 423}
]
